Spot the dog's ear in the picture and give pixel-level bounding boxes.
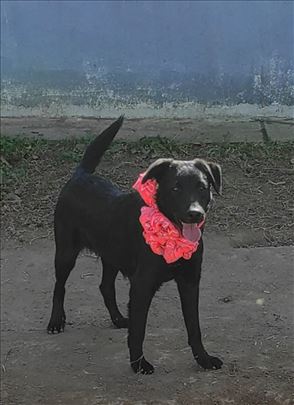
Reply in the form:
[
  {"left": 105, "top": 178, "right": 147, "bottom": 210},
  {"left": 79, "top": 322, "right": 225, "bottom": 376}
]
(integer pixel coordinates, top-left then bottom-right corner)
[
  {"left": 207, "top": 162, "right": 222, "bottom": 195},
  {"left": 142, "top": 158, "right": 173, "bottom": 184},
  {"left": 194, "top": 159, "right": 222, "bottom": 195}
]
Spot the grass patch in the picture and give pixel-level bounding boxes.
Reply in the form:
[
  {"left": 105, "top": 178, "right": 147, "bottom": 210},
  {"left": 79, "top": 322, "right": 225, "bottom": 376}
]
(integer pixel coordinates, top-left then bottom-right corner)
[
  {"left": 0, "top": 136, "right": 47, "bottom": 161},
  {"left": 1, "top": 135, "right": 293, "bottom": 181},
  {"left": 1, "top": 134, "right": 293, "bottom": 246},
  {"left": 0, "top": 136, "right": 48, "bottom": 185}
]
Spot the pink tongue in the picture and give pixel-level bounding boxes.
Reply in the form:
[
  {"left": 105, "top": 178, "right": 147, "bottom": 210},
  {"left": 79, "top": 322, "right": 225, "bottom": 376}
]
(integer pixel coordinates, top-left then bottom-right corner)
[{"left": 182, "top": 223, "right": 202, "bottom": 243}]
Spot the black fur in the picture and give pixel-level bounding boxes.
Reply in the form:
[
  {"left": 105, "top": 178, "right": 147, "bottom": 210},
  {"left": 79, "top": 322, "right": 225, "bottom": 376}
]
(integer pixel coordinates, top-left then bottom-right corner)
[{"left": 47, "top": 117, "right": 223, "bottom": 374}]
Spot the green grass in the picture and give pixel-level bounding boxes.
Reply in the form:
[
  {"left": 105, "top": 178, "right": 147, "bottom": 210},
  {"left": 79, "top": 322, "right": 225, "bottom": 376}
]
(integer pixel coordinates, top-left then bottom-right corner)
[
  {"left": 1, "top": 134, "right": 293, "bottom": 186},
  {"left": 0, "top": 136, "right": 47, "bottom": 160},
  {"left": 0, "top": 136, "right": 47, "bottom": 185}
]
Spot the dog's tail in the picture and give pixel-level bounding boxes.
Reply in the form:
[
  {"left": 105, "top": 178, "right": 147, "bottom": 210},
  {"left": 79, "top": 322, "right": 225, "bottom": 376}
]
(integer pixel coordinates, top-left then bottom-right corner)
[{"left": 79, "top": 116, "right": 124, "bottom": 173}]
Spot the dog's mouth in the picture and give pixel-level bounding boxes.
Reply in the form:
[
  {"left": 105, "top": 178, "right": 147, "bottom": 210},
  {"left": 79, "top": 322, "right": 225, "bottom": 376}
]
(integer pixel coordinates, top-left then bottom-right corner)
[{"left": 181, "top": 222, "right": 202, "bottom": 243}]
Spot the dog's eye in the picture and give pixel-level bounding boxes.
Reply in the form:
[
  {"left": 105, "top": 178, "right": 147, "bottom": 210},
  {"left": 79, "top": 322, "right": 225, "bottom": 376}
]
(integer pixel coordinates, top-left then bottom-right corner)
[
  {"left": 199, "top": 185, "right": 206, "bottom": 192},
  {"left": 172, "top": 185, "right": 181, "bottom": 192}
]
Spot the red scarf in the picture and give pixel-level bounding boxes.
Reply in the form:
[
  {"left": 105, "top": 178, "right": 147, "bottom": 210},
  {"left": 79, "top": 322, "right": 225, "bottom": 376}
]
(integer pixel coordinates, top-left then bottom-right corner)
[{"left": 133, "top": 173, "right": 204, "bottom": 264}]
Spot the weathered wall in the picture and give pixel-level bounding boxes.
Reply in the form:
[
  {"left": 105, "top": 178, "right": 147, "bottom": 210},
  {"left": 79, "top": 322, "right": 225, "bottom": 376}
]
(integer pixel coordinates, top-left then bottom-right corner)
[{"left": 1, "top": 1, "right": 294, "bottom": 118}]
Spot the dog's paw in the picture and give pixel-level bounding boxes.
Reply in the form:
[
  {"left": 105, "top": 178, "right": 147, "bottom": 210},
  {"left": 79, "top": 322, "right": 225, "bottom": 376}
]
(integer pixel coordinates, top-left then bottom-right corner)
[
  {"left": 195, "top": 354, "right": 223, "bottom": 370},
  {"left": 131, "top": 356, "right": 154, "bottom": 375},
  {"left": 47, "top": 313, "right": 66, "bottom": 334},
  {"left": 112, "top": 316, "right": 128, "bottom": 329}
]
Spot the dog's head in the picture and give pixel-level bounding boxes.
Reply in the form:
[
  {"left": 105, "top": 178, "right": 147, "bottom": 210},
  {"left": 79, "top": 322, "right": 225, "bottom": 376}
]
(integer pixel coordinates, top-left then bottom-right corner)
[{"left": 142, "top": 158, "right": 222, "bottom": 228}]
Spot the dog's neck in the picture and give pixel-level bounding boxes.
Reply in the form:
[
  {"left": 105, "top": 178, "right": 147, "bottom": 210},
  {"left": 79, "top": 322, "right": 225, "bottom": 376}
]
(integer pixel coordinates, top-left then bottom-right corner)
[{"left": 132, "top": 173, "right": 204, "bottom": 264}]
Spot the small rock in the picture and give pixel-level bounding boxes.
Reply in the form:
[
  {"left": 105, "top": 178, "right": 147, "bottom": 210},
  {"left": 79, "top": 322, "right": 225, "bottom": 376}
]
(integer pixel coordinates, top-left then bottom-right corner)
[
  {"left": 256, "top": 298, "right": 265, "bottom": 306},
  {"left": 219, "top": 296, "right": 233, "bottom": 303}
]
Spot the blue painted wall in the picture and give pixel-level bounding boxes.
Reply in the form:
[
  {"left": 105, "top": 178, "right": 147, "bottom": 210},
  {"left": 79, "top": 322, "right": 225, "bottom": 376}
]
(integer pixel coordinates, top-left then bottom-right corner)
[{"left": 1, "top": 0, "right": 293, "bottom": 115}]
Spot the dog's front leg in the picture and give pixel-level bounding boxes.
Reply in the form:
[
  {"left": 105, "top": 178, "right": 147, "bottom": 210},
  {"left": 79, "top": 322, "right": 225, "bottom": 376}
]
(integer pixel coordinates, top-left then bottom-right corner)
[
  {"left": 176, "top": 275, "right": 223, "bottom": 370},
  {"left": 128, "top": 273, "right": 156, "bottom": 375}
]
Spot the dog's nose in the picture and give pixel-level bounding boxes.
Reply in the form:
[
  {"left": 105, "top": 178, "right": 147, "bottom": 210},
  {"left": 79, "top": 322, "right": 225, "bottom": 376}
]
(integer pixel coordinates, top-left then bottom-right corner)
[{"left": 186, "top": 210, "right": 204, "bottom": 223}]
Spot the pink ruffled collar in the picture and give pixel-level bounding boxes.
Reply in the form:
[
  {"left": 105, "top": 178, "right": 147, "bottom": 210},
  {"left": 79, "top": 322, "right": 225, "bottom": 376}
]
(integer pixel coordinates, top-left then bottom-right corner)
[{"left": 133, "top": 173, "right": 204, "bottom": 264}]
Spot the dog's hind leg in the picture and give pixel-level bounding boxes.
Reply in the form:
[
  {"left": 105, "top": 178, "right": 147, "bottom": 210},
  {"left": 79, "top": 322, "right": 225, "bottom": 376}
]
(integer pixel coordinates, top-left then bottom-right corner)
[
  {"left": 99, "top": 258, "right": 128, "bottom": 328},
  {"left": 47, "top": 227, "right": 80, "bottom": 334}
]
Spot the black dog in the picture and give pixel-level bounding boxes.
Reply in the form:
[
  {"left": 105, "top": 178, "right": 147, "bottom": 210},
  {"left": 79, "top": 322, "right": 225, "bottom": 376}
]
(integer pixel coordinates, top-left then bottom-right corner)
[{"left": 47, "top": 116, "right": 223, "bottom": 374}]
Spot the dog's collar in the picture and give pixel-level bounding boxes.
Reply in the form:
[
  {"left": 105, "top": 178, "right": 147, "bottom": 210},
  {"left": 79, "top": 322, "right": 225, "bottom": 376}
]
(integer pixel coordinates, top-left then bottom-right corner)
[{"left": 133, "top": 173, "right": 204, "bottom": 264}]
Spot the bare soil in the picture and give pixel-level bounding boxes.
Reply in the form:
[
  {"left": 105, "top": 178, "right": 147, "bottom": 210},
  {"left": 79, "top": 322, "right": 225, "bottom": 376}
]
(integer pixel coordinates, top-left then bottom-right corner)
[{"left": 1, "top": 237, "right": 293, "bottom": 405}]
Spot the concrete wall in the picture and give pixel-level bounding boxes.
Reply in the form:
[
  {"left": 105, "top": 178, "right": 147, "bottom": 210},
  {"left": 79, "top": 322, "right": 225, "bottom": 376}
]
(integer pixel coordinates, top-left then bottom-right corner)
[{"left": 1, "top": 1, "right": 294, "bottom": 118}]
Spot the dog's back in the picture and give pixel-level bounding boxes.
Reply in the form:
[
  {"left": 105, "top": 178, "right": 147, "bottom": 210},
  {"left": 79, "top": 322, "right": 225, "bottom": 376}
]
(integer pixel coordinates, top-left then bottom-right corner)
[{"left": 54, "top": 116, "right": 143, "bottom": 271}]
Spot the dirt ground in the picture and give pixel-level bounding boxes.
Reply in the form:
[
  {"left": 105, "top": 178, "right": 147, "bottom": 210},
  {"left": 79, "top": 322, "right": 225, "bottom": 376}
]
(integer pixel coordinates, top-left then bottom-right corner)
[
  {"left": 1, "top": 116, "right": 294, "bottom": 143},
  {"left": 1, "top": 236, "right": 293, "bottom": 405},
  {"left": 1, "top": 127, "right": 294, "bottom": 404}
]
